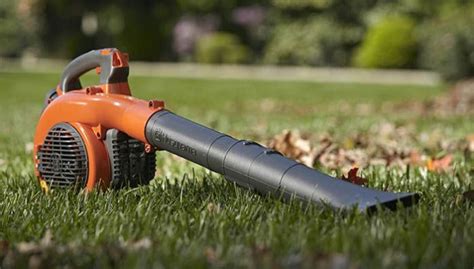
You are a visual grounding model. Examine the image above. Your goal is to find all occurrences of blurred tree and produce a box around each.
[0,0,38,57]
[418,3,474,80]
[263,17,363,66]
[399,0,472,18]
[270,0,377,23]
[113,1,178,61]
[34,0,181,60]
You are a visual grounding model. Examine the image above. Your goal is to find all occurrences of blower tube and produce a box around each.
[145,110,418,212]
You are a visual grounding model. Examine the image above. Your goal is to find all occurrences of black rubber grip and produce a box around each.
[59,48,129,93]
[145,110,419,212]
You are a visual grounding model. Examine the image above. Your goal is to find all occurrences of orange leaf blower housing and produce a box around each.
[34,48,163,191]
[34,48,419,212]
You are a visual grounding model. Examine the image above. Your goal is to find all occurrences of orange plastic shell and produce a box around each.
[33,87,164,190]
[71,122,111,191]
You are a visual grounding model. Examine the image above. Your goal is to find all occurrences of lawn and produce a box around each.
[0,71,472,268]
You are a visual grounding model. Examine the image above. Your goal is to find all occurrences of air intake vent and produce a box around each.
[37,123,88,188]
[104,129,156,189]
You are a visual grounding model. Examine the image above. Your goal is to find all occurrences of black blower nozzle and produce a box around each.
[146,110,419,212]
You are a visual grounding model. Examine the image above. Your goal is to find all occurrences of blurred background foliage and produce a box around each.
[1,0,474,80]
[352,15,417,68]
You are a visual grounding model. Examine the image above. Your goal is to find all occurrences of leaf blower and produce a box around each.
[33,48,419,212]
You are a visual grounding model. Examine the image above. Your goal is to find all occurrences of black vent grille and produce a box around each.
[105,129,156,189]
[37,123,88,188]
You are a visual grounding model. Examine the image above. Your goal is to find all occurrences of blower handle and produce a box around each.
[59,48,129,93]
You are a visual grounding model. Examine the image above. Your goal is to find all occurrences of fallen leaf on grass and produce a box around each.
[310,252,353,269]
[462,190,474,202]
[207,202,220,214]
[467,134,474,152]
[25,142,34,153]
[426,154,453,172]
[3,235,156,269]
[16,230,52,254]
[123,238,152,251]
[448,79,474,114]
[204,247,218,263]
[341,167,367,186]
[268,129,316,167]
[409,150,424,166]
[267,124,464,175]
[0,240,8,254]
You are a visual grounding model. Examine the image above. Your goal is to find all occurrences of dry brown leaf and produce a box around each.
[311,252,353,269]
[125,238,152,251]
[341,167,367,186]
[409,150,423,165]
[40,230,52,247]
[16,242,40,254]
[25,142,34,153]
[426,154,453,172]
[267,122,465,173]
[467,134,474,152]
[16,230,52,254]
[268,130,316,167]
[449,79,474,114]
[207,202,220,214]
[462,190,474,202]
[204,247,218,263]
[0,240,9,254]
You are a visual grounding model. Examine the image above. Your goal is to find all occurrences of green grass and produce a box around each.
[0,72,472,268]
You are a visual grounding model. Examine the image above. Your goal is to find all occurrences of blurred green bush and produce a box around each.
[195,32,249,64]
[263,17,363,66]
[418,4,474,80]
[353,16,417,69]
